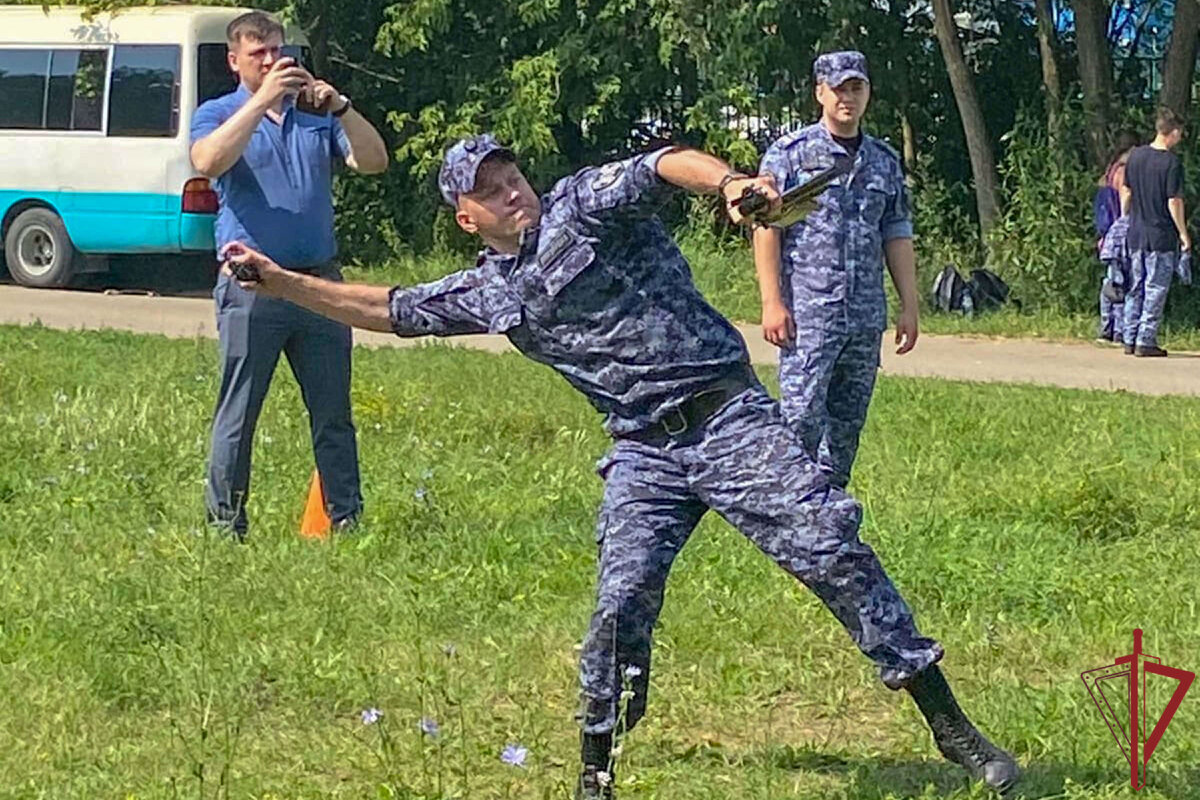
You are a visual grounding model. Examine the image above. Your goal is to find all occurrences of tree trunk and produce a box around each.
[931,0,1001,235]
[1075,0,1115,170]
[297,0,331,77]
[900,107,917,174]
[1034,0,1062,143]
[1160,0,1200,121]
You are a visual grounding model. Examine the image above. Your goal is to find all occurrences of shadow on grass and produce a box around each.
[664,741,1200,799]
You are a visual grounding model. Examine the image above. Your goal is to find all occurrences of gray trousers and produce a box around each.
[204,270,362,535]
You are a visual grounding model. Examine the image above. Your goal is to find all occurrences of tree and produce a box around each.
[1074,0,1115,169]
[931,0,1001,234]
[1034,0,1062,142]
[1160,0,1200,121]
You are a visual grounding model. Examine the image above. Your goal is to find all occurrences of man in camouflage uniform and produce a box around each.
[754,51,919,489]
[222,134,1019,798]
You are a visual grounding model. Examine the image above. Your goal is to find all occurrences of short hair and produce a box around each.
[1155,107,1184,136]
[226,11,284,47]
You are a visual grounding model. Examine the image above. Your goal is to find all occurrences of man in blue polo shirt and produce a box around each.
[190,10,388,539]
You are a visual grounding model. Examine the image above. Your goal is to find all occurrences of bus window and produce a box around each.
[198,43,236,106]
[46,49,108,131]
[108,44,181,137]
[0,49,49,129]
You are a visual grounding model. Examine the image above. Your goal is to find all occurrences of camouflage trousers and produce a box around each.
[578,386,943,736]
[779,325,883,489]
[1099,259,1128,341]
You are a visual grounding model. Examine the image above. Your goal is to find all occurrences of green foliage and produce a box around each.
[20,0,1200,320]
[986,110,1099,313]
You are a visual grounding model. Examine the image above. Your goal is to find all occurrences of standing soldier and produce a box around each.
[221,135,1019,798]
[754,51,919,489]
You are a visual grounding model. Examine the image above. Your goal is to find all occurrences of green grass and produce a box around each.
[2,324,1199,799]
[344,239,1200,350]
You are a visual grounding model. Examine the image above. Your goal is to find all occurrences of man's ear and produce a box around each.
[455,208,479,235]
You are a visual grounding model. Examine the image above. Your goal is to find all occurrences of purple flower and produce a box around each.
[623,665,643,680]
[361,707,382,725]
[500,743,528,767]
[414,487,427,501]
[419,717,440,738]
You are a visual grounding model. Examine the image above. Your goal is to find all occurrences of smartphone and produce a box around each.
[278,44,323,113]
[279,44,306,68]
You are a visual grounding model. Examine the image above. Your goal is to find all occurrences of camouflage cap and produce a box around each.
[438,133,515,206]
[813,50,870,87]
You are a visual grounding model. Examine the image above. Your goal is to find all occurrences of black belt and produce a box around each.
[618,366,756,447]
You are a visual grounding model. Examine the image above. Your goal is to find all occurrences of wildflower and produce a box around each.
[500,743,528,767]
[623,665,642,680]
[419,717,440,738]
[414,487,427,501]
[361,707,382,725]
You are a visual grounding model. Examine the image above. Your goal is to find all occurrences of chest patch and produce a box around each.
[539,229,575,268]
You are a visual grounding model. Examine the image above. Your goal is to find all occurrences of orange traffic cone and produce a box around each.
[299,470,332,540]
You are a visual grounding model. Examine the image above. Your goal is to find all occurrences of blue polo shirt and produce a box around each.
[191,84,351,269]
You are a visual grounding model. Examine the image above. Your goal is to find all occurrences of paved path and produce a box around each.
[3,285,1198,397]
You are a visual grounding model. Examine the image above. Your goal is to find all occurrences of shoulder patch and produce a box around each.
[591,162,625,192]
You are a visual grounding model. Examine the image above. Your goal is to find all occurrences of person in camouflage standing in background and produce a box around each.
[754,51,919,490]
[220,134,1019,798]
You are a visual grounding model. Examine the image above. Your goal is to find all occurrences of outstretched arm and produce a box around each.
[654,148,779,222]
[224,243,500,337]
[223,243,392,331]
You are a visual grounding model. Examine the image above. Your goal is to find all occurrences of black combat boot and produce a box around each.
[906,666,1021,796]
[576,732,615,800]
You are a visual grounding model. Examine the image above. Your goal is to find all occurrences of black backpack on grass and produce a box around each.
[931,265,970,313]
[968,268,1011,311]
[930,265,1014,315]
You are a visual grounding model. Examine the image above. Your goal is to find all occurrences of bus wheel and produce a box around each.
[4,208,81,288]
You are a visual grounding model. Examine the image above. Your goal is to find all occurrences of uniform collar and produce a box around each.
[815,120,871,161]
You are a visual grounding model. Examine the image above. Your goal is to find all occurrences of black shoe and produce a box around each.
[205,511,246,542]
[332,515,361,536]
[576,765,614,800]
[1124,344,1136,355]
[905,666,1021,796]
[1134,345,1168,357]
[576,732,615,800]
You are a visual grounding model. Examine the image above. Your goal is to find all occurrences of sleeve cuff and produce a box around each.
[882,221,914,241]
[387,286,412,336]
[640,146,677,184]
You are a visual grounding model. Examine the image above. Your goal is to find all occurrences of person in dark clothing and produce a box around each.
[1121,109,1190,357]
